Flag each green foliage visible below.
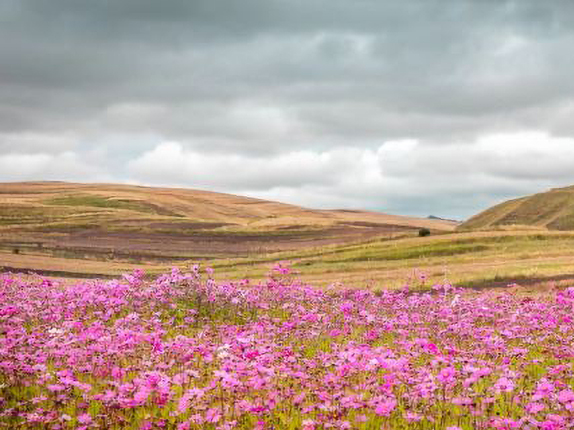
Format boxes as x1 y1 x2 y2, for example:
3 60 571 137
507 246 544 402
318 242 490 263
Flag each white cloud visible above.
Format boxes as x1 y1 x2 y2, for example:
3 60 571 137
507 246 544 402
0 132 78 153
1 131 572 220
125 131 574 219
0 151 106 182
475 132 574 179
127 141 368 190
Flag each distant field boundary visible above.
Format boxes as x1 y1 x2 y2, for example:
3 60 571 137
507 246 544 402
0 266 117 280
460 273 574 290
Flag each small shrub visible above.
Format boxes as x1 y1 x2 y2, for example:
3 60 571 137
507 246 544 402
12 248 20 255
418 228 431 237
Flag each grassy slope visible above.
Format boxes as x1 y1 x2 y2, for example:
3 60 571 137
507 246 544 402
210 230 574 292
0 181 456 277
7 182 574 293
0 181 456 230
460 185 574 231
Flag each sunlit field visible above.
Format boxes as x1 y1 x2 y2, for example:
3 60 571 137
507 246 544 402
2 264 574 429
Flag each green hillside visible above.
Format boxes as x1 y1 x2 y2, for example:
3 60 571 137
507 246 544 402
460 186 574 231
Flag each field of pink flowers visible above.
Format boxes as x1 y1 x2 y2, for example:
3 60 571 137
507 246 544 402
2 264 574 430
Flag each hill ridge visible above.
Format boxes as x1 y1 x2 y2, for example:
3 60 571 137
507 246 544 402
0 181 457 271
0 181 456 228
460 185 574 231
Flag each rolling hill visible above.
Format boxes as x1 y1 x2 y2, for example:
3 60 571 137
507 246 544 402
0 181 456 277
460 185 574 231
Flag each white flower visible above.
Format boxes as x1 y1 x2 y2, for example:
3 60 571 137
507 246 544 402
216 344 231 359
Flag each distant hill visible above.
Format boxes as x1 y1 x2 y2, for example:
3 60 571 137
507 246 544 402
0 182 457 275
428 215 460 223
460 185 574 231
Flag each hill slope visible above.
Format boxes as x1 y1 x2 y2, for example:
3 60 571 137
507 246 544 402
460 185 574 231
0 181 456 277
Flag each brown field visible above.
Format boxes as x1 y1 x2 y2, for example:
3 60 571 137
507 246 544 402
0 181 456 278
7 182 574 294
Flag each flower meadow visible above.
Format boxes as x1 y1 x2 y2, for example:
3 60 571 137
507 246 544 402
2 265 574 430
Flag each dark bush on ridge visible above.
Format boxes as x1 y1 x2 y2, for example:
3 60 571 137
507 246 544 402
418 228 431 237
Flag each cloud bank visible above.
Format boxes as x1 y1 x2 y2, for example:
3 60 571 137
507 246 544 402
1 0 574 219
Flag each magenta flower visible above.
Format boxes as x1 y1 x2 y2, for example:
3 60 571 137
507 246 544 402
2 266 574 429
205 408 221 423
494 377 515 394
374 399 397 416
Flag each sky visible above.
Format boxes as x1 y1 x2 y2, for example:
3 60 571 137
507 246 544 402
2 0 574 220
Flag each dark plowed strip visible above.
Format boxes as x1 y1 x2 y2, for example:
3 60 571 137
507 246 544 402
0 266 117 280
461 273 574 290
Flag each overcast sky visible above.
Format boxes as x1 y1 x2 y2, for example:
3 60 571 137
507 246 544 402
1 0 574 219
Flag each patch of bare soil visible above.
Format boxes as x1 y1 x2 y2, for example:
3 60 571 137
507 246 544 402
3 224 417 261
0 266 117 280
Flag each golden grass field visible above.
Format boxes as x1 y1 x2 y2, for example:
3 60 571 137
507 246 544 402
0 181 454 275
2 181 574 293
210 229 574 292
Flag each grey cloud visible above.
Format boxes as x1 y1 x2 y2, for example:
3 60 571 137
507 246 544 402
1 0 574 218
0 150 108 182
